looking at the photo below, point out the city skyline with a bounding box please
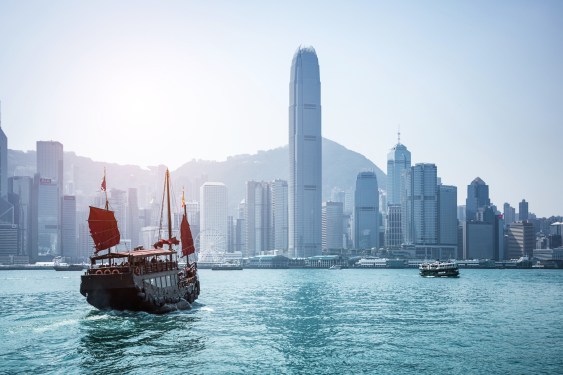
[0,1,561,216]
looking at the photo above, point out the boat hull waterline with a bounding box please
[80,266,200,313]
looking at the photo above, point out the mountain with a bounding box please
[8,138,386,211]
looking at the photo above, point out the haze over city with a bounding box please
[0,0,561,216]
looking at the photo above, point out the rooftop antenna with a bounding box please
[397,125,401,144]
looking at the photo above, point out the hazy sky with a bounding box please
[0,0,562,216]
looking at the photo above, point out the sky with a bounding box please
[0,0,562,217]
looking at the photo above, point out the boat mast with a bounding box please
[166,169,173,250]
[103,167,109,210]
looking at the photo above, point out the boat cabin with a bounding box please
[86,249,178,276]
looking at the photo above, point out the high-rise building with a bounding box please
[245,181,272,258]
[200,182,228,254]
[519,199,529,222]
[404,164,438,245]
[61,195,77,261]
[353,171,379,250]
[109,189,127,245]
[503,203,516,226]
[465,177,490,221]
[438,185,458,246]
[386,136,411,206]
[35,176,60,258]
[8,176,32,257]
[0,109,7,198]
[385,204,402,249]
[322,201,343,252]
[506,221,535,259]
[36,141,63,196]
[271,179,288,251]
[289,46,322,258]
[127,188,140,248]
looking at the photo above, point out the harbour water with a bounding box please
[1,269,562,374]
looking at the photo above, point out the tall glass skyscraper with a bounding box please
[0,120,7,199]
[465,177,490,221]
[404,163,438,245]
[288,46,322,258]
[386,138,411,206]
[36,141,63,196]
[354,171,379,250]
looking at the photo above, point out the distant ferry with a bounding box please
[211,263,243,271]
[54,263,85,271]
[419,261,460,278]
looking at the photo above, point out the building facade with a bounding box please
[465,177,490,222]
[404,163,438,245]
[288,46,322,258]
[438,185,458,246]
[322,201,344,252]
[354,171,379,250]
[36,141,64,196]
[386,139,411,206]
[271,179,288,251]
[200,182,228,254]
[506,221,535,259]
[61,195,77,260]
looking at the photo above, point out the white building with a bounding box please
[322,201,344,251]
[200,182,228,254]
[271,179,288,251]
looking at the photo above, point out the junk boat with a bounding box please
[80,169,200,313]
[419,261,460,278]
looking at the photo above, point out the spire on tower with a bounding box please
[397,125,401,145]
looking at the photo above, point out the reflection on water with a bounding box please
[79,308,204,373]
[1,269,562,374]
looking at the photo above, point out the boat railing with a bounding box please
[87,261,179,276]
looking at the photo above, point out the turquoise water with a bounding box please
[1,269,562,374]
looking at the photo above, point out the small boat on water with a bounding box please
[54,263,85,271]
[53,257,86,271]
[329,264,346,270]
[80,169,200,313]
[211,263,243,271]
[419,261,460,278]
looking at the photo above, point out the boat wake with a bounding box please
[33,319,78,333]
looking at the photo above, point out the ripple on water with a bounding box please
[1,269,563,374]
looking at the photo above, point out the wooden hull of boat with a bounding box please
[80,270,200,313]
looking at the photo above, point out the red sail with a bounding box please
[88,206,121,252]
[181,214,195,256]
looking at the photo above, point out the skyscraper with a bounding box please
[322,201,344,252]
[288,46,322,258]
[386,135,411,206]
[404,163,438,245]
[465,177,490,221]
[8,176,33,257]
[438,185,458,246]
[61,195,77,260]
[36,141,63,196]
[0,107,7,199]
[519,199,529,221]
[503,203,516,225]
[200,182,228,254]
[271,179,288,251]
[353,171,379,250]
[245,181,272,258]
